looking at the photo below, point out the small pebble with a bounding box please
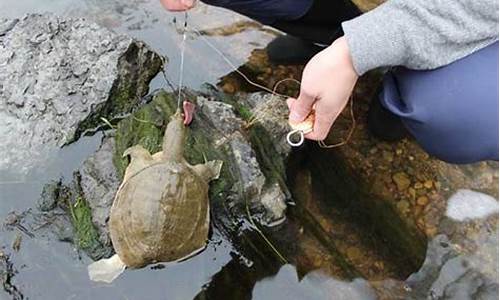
[424,180,433,189]
[408,187,416,199]
[434,181,442,190]
[417,196,429,206]
[392,172,411,191]
[425,226,438,236]
[397,200,410,213]
[346,247,363,261]
[221,82,236,94]
[414,182,423,189]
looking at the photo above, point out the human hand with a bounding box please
[287,36,358,141]
[160,0,196,11]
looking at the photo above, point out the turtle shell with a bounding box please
[109,161,209,268]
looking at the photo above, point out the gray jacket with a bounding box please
[342,0,499,75]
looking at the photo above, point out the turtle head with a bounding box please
[162,109,185,161]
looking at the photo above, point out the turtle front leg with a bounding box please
[191,160,223,182]
[122,145,154,181]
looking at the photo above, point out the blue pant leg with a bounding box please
[379,42,499,164]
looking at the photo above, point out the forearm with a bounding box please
[342,0,499,75]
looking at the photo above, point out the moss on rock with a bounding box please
[112,91,234,206]
[68,196,101,253]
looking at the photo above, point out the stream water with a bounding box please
[0,1,421,299]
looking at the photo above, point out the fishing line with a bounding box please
[177,12,188,110]
[187,25,356,148]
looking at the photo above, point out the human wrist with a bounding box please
[322,36,359,87]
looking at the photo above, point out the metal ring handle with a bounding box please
[287,129,305,147]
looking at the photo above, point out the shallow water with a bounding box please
[0,1,420,299]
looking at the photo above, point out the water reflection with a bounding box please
[0,0,275,89]
[252,265,376,300]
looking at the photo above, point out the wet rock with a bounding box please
[0,249,23,300]
[77,136,120,248]
[32,173,112,259]
[416,196,429,207]
[229,131,266,201]
[259,183,287,226]
[406,223,498,299]
[242,92,291,156]
[392,172,411,192]
[197,96,244,135]
[0,13,162,176]
[423,180,434,189]
[47,88,292,260]
[38,180,61,211]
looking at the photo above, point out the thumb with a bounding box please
[288,91,315,123]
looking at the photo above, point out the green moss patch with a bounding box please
[68,196,101,252]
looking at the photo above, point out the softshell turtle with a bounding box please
[88,108,222,283]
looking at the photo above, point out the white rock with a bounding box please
[446,189,498,221]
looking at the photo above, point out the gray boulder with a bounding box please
[0,13,162,177]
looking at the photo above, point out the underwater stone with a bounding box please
[0,13,162,177]
[38,181,62,212]
[259,183,287,226]
[392,172,411,191]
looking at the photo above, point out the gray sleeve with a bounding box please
[341,0,499,75]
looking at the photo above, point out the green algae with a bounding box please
[68,196,101,252]
[71,44,163,144]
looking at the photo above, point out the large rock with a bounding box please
[0,13,162,177]
[47,88,291,259]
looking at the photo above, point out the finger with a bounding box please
[160,0,187,11]
[289,90,316,123]
[304,102,337,141]
[181,0,195,8]
[286,98,294,110]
